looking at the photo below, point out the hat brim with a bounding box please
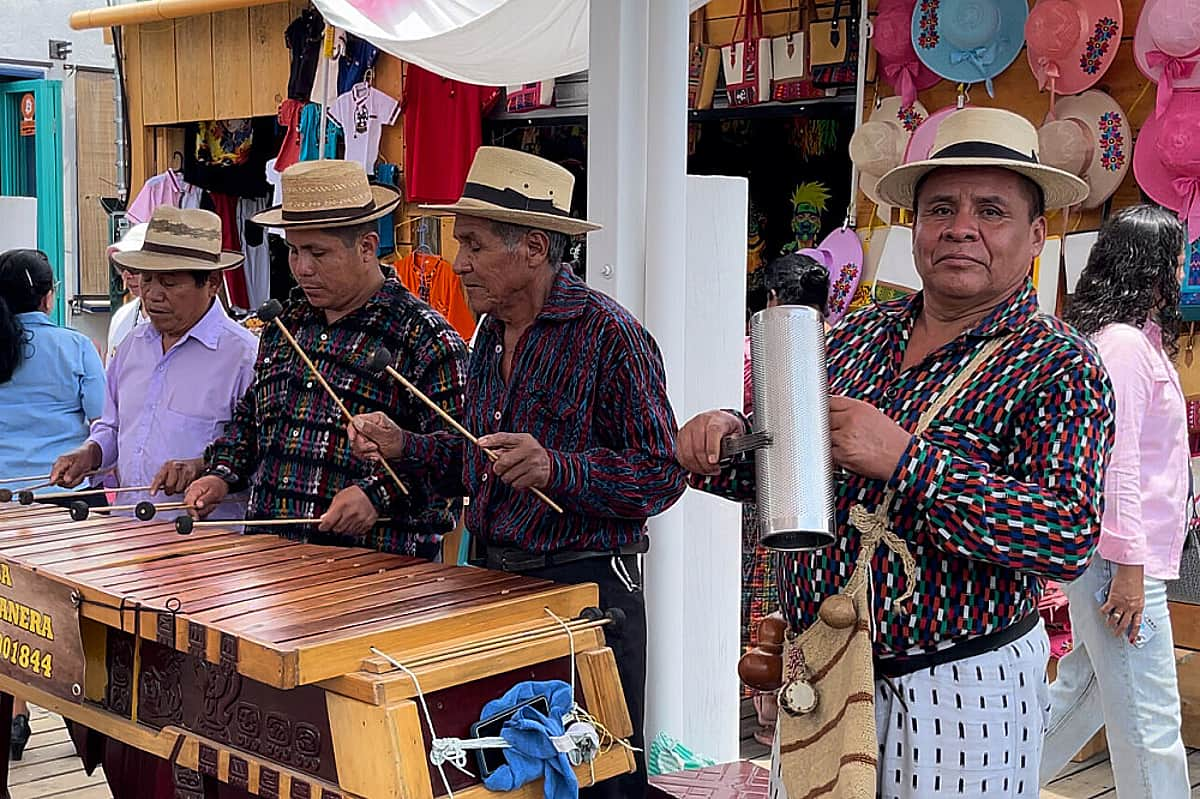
[419,197,601,235]
[250,184,402,230]
[875,157,1090,211]
[1132,96,1195,214]
[1051,92,1131,210]
[111,248,244,272]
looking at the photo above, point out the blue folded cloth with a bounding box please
[480,680,577,799]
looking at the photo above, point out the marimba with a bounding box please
[0,503,635,798]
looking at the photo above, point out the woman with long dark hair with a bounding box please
[0,249,105,759]
[1041,206,1191,796]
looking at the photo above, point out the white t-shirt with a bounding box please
[106,298,146,363]
[330,83,399,174]
[264,158,285,239]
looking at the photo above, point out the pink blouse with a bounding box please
[1094,321,1190,580]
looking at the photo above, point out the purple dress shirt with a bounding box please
[88,300,258,519]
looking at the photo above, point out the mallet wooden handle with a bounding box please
[265,314,410,497]
[11,467,111,495]
[175,515,393,533]
[37,484,153,501]
[371,352,564,515]
[0,473,51,486]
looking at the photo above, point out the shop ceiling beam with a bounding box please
[69,0,285,31]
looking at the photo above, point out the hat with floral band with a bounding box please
[1134,0,1200,118]
[1037,90,1131,209]
[1133,89,1200,244]
[800,228,865,325]
[911,0,1029,97]
[1025,0,1122,115]
[874,0,942,107]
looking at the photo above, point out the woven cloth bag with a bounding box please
[776,336,1005,798]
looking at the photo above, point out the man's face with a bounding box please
[912,167,1046,306]
[138,270,218,339]
[286,228,377,312]
[451,216,529,316]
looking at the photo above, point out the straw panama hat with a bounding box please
[874,107,1090,210]
[421,146,601,235]
[251,159,401,230]
[1037,90,1131,210]
[850,97,929,210]
[110,207,243,272]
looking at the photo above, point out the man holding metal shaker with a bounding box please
[678,108,1115,799]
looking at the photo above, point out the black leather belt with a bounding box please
[875,612,1040,679]
[479,538,650,573]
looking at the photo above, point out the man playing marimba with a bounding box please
[346,147,689,798]
[50,207,258,517]
[184,159,468,559]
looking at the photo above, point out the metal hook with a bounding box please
[956,83,968,109]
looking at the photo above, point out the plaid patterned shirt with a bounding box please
[205,278,468,555]
[398,267,689,552]
[695,281,1114,660]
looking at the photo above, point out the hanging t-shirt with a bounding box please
[184,117,274,198]
[126,169,195,224]
[238,197,272,311]
[309,28,346,105]
[285,9,324,101]
[264,158,285,239]
[375,162,400,257]
[299,102,343,162]
[402,64,501,204]
[275,99,305,172]
[392,252,476,341]
[330,83,399,174]
[338,34,379,95]
[201,192,250,311]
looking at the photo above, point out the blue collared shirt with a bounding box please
[0,312,106,491]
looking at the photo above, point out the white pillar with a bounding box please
[585,0,648,317]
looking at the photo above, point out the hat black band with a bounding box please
[930,141,1040,164]
[281,196,377,222]
[461,183,568,217]
[140,240,220,262]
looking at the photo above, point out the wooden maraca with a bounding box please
[738,612,788,692]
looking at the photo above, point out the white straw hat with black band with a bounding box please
[874,107,1090,211]
[251,159,401,231]
[421,146,601,235]
[110,206,244,272]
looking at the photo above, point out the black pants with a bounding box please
[516,554,648,799]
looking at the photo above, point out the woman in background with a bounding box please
[0,249,105,759]
[1042,206,1191,797]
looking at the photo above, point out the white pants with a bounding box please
[770,620,1050,798]
[1041,557,1190,798]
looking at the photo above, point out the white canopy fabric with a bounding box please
[312,0,710,85]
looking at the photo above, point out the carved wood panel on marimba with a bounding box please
[0,503,636,798]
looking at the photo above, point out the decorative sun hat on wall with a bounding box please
[1037,90,1132,210]
[911,0,1029,97]
[1025,0,1123,115]
[1133,0,1200,118]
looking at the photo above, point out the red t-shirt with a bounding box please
[402,64,501,204]
[275,99,306,172]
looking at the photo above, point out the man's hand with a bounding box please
[49,443,102,488]
[183,475,229,519]
[477,433,552,490]
[1100,563,1146,644]
[828,396,913,481]
[319,485,379,535]
[676,411,744,475]
[150,458,204,496]
[347,412,407,462]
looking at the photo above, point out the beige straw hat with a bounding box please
[849,97,929,210]
[110,206,243,271]
[421,147,601,235]
[874,107,1090,210]
[1037,90,1131,210]
[251,159,401,230]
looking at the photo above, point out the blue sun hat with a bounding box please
[912,0,1030,97]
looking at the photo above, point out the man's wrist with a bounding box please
[202,464,240,486]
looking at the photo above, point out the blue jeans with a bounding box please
[1041,556,1190,797]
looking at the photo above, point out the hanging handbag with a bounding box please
[689,6,721,110]
[808,0,860,89]
[775,336,1006,798]
[722,0,773,107]
[770,4,811,102]
[505,81,555,113]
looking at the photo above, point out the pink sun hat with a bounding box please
[1133,90,1200,243]
[904,104,969,163]
[873,0,942,107]
[1025,0,1122,115]
[1134,0,1200,118]
[799,228,865,325]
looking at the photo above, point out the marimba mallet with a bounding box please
[0,473,52,486]
[68,500,195,522]
[366,347,565,515]
[256,299,409,497]
[174,515,392,535]
[32,484,154,504]
[0,468,111,503]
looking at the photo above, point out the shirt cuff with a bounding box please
[546,449,587,497]
[886,436,949,511]
[397,431,440,474]
[356,471,396,513]
[86,435,115,472]
[1097,527,1148,567]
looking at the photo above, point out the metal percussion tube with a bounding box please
[749,305,836,551]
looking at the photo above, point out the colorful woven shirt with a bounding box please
[695,280,1114,660]
[205,278,468,555]
[398,267,689,552]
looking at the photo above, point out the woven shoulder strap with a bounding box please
[845,335,1009,601]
